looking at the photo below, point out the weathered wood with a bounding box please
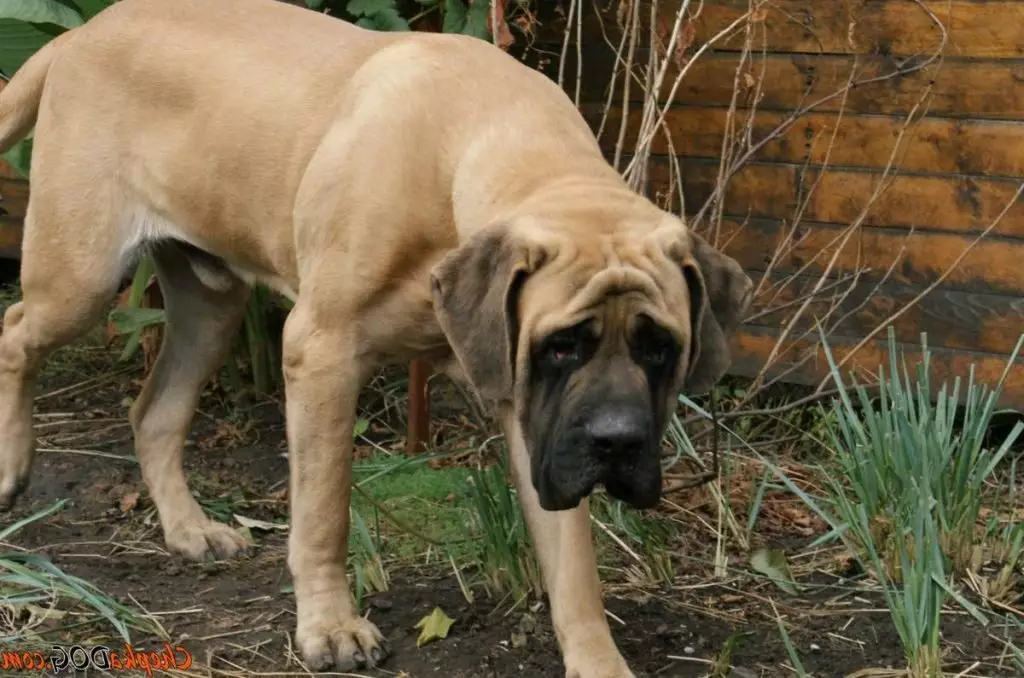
[0,178,28,223]
[406,359,432,455]
[587,105,1024,178]
[0,218,21,259]
[729,325,1024,411]
[707,217,1024,296]
[649,160,1024,239]
[544,49,1024,120]
[745,272,1024,357]
[0,161,20,180]
[536,0,1024,59]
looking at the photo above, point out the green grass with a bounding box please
[352,453,478,562]
[351,451,543,605]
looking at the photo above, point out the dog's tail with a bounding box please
[0,32,71,154]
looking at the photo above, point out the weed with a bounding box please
[592,494,676,586]
[774,327,1022,677]
[464,460,540,605]
[349,506,389,606]
[1,501,164,646]
[771,601,808,678]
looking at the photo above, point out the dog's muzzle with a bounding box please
[534,404,662,511]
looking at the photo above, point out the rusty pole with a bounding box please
[405,359,432,455]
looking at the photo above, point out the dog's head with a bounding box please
[430,206,752,512]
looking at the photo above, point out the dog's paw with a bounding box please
[297,613,388,672]
[165,518,250,561]
[0,435,32,511]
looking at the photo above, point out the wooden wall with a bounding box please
[527,0,1024,408]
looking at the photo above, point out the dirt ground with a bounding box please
[2,324,1021,678]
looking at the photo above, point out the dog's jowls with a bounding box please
[0,0,752,675]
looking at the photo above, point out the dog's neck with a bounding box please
[450,129,639,237]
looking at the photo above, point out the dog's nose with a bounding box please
[584,406,649,457]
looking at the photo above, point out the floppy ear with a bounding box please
[430,226,539,404]
[681,232,754,395]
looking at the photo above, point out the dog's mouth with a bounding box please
[531,430,662,511]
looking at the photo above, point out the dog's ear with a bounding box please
[680,232,753,395]
[430,225,541,403]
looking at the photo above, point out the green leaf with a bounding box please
[108,307,166,335]
[414,606,455,647]
[441,0,467,33]
[69,0,117,20]
[0,0,84,29]
[0,19,60,76]
[750,548,801,596]
[346,0,388,16]
[2,137,32,178]
[461,0,490,39]
[355,8,408,31]
[353,418,370,439]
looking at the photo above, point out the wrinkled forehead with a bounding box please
[518,240,690,341]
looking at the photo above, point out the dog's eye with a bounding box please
[547,337,580,364]
[644,343,669,366]
[632,319,677,368]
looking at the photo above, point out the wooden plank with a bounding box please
[533,0,1024,59]
[586,105,1024,178]
[706,217,1024,296]
[744,272,1024,356]
[690,1,1024,59]
[0,218,22,259]
[650,160,1024,238]
[0,178,28,222]
[0,162,21,180]
[406,359,432,455]
[544,49,1024,120]
[728,325,1024,411]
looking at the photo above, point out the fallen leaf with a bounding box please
[414,607,455,647]
[233,513,289,531]
[119,491,140,513]
[750,548,801,596]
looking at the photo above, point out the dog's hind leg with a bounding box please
[0,210,125,510]
[128,241,251,561]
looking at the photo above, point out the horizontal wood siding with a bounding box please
[532,0,1024,408]
[541,0,1024,59]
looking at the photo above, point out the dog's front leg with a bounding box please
[282,304,386,671]
[500,410,635,678]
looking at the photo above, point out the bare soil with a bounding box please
[2,333,1020,678]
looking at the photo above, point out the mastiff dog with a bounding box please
[0,0,752,675]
